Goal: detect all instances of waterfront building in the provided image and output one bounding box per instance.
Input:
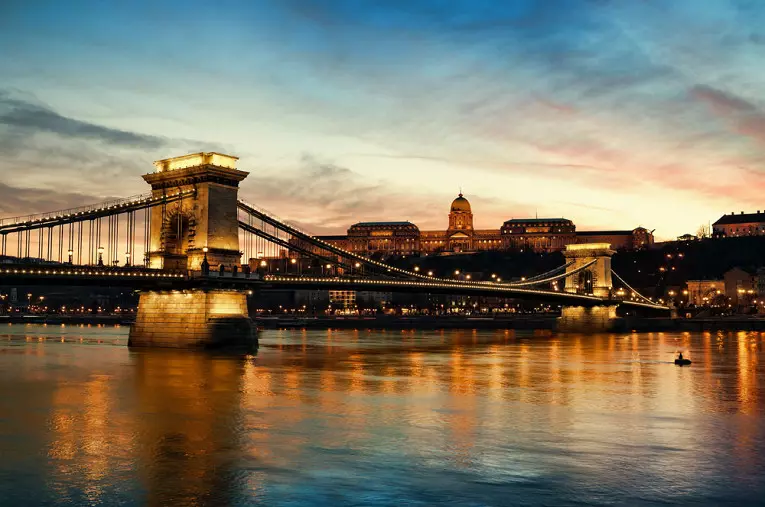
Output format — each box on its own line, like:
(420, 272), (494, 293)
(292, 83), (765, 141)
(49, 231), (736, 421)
(316, 193), (650, 257)
(686, 279), (724, 306)
(713, 211), (765, 237)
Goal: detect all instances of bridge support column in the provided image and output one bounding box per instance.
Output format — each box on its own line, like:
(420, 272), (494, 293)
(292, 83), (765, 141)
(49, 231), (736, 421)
(129, 290), (256, 349)
(557, 305), (619, 333)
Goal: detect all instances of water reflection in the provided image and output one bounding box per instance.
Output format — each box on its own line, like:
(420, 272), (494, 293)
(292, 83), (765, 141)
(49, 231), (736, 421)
(0, 326), (764, 505)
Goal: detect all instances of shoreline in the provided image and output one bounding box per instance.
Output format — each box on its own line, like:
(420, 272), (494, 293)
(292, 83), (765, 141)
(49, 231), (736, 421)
(5, 314), (765, 332)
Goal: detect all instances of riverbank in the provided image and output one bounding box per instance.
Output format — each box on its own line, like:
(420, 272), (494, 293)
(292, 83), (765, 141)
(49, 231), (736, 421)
(0, 315), (133, 325)
(4, 314), (765, 332)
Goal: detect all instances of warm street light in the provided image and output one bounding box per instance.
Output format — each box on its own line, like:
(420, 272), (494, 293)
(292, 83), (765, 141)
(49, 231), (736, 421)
(97, 246), (104, 267)
(427, 270), (433, 277)
(291, 258), (297, 264)
(491, 273), (496, 279)
(414, 266), (420, 272)
(465, 274), (471, 280)
(67, 249), (73, 264)
(454, 270), (460, 276)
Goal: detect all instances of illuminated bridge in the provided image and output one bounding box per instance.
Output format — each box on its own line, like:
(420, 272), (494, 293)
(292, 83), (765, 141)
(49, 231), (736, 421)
(0, 152), (667, 348)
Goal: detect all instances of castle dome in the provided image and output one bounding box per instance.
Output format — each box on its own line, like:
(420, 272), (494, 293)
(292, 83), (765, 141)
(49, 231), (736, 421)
(450, 193), (471, 212)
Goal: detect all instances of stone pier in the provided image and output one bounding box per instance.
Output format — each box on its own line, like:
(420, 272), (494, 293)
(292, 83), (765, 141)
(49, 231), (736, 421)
(557, 305), (619, 333)
(128, 290), (256, 349)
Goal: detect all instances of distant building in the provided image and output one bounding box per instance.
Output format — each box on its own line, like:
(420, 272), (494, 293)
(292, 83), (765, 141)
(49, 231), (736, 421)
(713, 211), (765, 237)
(500, 218), (576, 252)
(316, 193), (650, 256)
(724, 268), (757, 305)
(347, 222), (420, 255)
(686, 279), (724, 306)
(575, 228), (654, 250)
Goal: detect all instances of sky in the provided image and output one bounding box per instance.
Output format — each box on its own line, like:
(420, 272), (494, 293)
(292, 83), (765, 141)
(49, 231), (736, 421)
(1, 0), (765, 239)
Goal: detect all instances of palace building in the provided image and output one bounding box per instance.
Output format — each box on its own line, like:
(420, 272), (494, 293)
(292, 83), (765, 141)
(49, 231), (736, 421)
(316, 193), (652, 256)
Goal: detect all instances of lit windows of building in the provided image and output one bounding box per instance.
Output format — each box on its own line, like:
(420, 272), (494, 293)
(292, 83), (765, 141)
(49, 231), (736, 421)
(713, 211), (765, 237)
(501, 218), (576, 252)
(576, 227), (654, 250)
(315, 193), (651, 256)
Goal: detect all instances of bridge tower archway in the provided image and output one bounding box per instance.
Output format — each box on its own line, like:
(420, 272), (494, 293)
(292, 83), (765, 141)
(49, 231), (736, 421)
(158, 208), (195, 270)
(562, 243), (615, 297)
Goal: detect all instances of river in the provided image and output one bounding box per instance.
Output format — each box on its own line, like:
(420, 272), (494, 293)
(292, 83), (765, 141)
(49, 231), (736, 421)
(0, 324), (763, 506)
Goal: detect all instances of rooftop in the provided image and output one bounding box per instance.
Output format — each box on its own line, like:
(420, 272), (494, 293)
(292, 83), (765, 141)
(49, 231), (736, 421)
(713, 211), (765, 226)
(351, 221), (417, 227)
(577, 230), (634, 236)
(503, 218), (572, 224)
(153, 152), (239, 172)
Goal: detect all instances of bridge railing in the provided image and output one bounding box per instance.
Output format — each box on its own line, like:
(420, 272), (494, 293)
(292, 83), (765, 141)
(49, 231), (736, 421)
(0, 193), (155, 227)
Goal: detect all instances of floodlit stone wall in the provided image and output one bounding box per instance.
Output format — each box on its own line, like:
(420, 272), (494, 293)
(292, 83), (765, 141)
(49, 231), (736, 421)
(129, 290), (255, 348)
(557, 305), (618, 333)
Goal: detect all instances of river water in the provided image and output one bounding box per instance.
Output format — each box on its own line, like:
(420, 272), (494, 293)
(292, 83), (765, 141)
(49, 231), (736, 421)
(0, 324), (763, 506)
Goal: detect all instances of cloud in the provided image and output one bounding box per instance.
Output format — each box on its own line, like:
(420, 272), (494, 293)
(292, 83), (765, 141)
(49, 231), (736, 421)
(691, 85), (765, 145)
(238, 153), (534, 235)
(0, 90), (165, 149)
(0, 182), (110, 217)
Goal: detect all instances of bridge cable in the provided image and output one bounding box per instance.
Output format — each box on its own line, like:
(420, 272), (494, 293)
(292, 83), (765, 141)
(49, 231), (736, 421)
(610, 270), (656, 306)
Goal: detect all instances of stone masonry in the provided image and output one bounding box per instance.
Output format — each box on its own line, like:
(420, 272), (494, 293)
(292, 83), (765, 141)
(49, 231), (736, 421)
(129, 290), (255, 349)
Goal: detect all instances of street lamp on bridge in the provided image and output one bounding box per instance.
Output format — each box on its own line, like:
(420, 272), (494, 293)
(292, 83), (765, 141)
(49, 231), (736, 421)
(97, 247), (104, 267)
(67, 249), (73, 264)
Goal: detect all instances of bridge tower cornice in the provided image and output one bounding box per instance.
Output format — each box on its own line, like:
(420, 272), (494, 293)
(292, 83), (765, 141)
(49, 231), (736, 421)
(142, 164), (249, 190)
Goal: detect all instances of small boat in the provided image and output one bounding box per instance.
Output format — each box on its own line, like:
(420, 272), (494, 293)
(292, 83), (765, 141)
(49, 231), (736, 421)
(674, 358), (692, 366)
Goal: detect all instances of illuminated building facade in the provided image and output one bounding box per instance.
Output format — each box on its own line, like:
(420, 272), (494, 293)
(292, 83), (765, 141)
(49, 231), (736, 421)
(575, 228), (654, 250)
(316, 193), (651, 256)
(500, 218), (576, 252)
(713, 211), (765, 237)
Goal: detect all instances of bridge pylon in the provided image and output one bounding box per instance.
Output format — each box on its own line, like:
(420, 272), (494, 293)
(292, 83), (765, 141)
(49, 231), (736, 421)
(562, 243), (615, 297)
(131, 152), (255, 349)
(558, 243), (618, 333)
(143, 152), (249, 271)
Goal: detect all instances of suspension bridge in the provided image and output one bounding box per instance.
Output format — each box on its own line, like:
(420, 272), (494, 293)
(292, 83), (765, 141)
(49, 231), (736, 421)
(0, 152), (667, 348)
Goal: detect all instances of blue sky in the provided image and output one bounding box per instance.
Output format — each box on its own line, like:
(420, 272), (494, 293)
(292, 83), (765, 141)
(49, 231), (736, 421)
(2, 0), (765, 238)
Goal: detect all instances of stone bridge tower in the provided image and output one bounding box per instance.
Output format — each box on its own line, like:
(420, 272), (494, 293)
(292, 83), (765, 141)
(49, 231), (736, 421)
(130, 152), (255, 349)
(558, 243), (618, 333)
(562, 243), (615, 297)
(143, 152), (248, 271)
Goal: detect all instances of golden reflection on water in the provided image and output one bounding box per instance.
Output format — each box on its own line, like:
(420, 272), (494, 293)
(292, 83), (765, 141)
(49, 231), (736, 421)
(1, 326), (765, 504)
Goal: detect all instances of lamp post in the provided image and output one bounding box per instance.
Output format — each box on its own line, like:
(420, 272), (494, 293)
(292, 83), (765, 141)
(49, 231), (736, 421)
(125, 252), (131, 267)
(201, 247), (210, 274)
(291, 257), (297, 274)
(67, 249), (73, 264)
(97, 247), (104, 267)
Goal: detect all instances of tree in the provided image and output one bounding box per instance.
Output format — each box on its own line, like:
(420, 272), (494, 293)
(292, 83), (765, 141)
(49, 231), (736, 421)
(696, 224), (711, 239)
